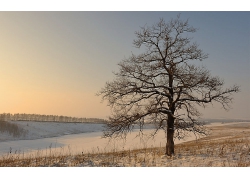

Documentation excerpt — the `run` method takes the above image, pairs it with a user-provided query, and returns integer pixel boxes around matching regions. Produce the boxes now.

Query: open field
[0,121,250,167]
[0,120,105,142]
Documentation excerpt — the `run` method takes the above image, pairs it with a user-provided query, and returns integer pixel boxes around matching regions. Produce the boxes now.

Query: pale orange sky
[0,12,249,120]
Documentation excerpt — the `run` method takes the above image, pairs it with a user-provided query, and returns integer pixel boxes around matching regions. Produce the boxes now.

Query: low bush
[0,120,27,138]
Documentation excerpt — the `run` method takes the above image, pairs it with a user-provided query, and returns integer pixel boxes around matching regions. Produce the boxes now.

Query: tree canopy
[98,15,239,156]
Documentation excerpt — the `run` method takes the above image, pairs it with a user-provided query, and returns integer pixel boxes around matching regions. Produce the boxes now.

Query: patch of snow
[0,122,198,158]
[0,121,105,142]
[1,121,249,162]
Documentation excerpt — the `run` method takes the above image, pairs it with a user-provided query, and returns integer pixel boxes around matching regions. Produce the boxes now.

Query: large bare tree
[98,16,239,156]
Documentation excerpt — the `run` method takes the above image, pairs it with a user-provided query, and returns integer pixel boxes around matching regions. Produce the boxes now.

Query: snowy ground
[0,121,105,142]
[0,120,250,167]
[0,120,199,157]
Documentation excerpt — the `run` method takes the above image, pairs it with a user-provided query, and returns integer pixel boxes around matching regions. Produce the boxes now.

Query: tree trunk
[166,127,174,156]
[166,116,175,156]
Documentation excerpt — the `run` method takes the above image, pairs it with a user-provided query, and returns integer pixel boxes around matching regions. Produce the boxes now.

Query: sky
[0,10,249,120]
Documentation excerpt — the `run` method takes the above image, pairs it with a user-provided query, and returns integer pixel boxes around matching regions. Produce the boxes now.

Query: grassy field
[0,122,249,167]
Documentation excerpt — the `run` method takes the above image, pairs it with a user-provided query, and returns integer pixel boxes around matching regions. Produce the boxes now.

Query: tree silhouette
[98,15,239,156]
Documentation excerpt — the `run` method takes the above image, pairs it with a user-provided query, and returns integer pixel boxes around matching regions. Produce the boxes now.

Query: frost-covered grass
[0,137,249,167]
[1,122,250,167]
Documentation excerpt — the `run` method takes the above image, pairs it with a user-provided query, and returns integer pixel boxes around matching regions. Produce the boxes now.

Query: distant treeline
[199,118,250,124]
[0,113,106,123]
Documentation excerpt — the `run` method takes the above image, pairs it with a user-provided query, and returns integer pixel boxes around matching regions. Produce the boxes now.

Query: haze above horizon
[0,12,249,120]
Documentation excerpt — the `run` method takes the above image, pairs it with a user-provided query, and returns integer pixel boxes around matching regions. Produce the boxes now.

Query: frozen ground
[0,120,199,157]
[0,121,104,156]
[0,121,105,142]
[0,120,250,167]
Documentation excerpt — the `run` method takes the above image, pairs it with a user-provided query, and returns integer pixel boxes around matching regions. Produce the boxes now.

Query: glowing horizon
[0,12,249,120]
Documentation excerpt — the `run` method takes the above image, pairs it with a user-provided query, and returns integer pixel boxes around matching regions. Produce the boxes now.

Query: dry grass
[0,120,27,138]
[0,123,250,167]
[1,138,249,167]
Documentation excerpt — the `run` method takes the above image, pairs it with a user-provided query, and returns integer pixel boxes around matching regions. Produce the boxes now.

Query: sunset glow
[0,12,249,119]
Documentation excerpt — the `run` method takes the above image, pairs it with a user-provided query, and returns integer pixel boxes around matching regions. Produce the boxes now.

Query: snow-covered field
[0,120,250,167]
[0,121,105,142]
[0,120,198,157]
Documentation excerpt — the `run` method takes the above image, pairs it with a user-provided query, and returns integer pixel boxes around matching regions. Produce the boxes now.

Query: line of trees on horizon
[0,113,106,123]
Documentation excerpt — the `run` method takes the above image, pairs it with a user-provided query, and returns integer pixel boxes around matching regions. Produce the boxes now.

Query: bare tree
[98,15,239,156]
